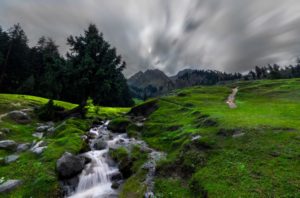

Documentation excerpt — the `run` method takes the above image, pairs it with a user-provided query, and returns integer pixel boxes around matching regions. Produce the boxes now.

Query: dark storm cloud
[1,0,300,76]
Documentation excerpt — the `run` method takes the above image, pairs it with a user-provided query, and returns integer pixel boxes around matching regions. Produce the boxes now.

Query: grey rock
[56,152,85,179]
[191,135,202,141]
[30,141,47,155]
[32,132,44,139]
[17,143,31,152]
[5,155,19,164]
[0,180,22,193]
[111,181,121,189]
[232,132,245,138]
[7,111,31,124]
[36,125,50,132]
[31,146,47,155]
[0,140,17,150]
[109,171,123,181]
[47,127,55,135]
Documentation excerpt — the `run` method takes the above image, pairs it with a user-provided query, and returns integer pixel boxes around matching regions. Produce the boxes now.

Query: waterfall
[68,122,121,198]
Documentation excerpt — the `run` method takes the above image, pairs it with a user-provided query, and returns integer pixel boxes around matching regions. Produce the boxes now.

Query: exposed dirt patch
[226,87,238,109]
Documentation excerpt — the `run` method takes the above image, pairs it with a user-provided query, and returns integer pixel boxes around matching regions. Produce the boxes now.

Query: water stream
[69,122,121,198]
[67,120,165,198]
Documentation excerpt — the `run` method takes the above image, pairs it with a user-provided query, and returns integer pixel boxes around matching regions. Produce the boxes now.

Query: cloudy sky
[1,0,300,77]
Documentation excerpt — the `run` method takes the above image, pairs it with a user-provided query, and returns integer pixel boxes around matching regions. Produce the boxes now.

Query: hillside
[121,78,300,197]
[0,94,129,197]
[0,78,299,197]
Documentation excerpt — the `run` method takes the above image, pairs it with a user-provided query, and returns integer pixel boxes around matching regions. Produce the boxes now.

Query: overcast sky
[1,0,300,77]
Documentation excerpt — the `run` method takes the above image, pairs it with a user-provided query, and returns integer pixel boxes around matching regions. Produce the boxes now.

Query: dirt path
[226,87,238,109]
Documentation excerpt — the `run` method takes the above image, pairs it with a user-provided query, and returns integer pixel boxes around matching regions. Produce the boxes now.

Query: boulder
[0,180,22,193]
[7,111,31,124]
[56,152,85,179]
[0,140,17,150]
[5,155,19,164]
[17,143,31,152]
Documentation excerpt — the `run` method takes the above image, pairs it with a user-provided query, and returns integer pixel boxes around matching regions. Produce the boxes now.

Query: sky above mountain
[1,0,300,77]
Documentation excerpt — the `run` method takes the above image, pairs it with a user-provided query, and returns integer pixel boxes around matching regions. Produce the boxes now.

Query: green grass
[0,94,129,197]
[136,78,300,197]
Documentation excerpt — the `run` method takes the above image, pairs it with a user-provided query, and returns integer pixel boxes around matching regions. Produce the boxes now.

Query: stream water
[67,120,165,198]
[69,121,121,198]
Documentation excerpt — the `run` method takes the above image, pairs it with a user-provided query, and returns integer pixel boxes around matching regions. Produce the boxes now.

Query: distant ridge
[127,68,241,99]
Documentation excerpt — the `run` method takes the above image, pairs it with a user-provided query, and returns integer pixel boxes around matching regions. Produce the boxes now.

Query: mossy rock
[108,117,131,133]
[128,99,159,117]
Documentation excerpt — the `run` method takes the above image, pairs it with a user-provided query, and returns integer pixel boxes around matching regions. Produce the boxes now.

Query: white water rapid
[68,121,123,198]
[66,120,165,198]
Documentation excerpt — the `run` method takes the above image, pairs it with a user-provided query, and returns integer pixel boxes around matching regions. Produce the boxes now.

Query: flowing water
[67,120,165,198]
[68,122,123,198]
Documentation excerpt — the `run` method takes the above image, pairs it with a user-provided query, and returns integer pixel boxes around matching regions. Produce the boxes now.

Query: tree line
[0,24,133,107]
[245,61,300,80]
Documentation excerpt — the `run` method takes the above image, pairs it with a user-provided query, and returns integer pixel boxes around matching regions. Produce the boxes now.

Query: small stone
[0,180,22,193]
[36,125,50,132]
[32,133,44,139]
[30,141,47,155]
[16,143,31,152]
[0,140,17,150]
[111,181,121,189]
[192,135,202,141]
[31,147,47,155]
[232,133,245,138]
[5,155,19,164]
[109,172,123,181]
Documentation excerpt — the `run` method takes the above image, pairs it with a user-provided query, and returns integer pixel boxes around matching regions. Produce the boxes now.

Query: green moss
[109,147,129,162]
[119,169,147,198]
[107,117,131,132]
[155,178,191,198]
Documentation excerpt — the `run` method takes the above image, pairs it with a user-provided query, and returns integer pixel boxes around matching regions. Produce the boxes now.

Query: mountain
[128,69,242,99]
[127,69,175,99]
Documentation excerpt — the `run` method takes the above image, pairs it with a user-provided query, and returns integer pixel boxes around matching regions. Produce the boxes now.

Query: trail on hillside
[226,87,238,108]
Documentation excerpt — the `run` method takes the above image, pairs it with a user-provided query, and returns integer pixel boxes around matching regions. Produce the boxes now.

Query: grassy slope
[138,79,300,198]
[0,94,129,197]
